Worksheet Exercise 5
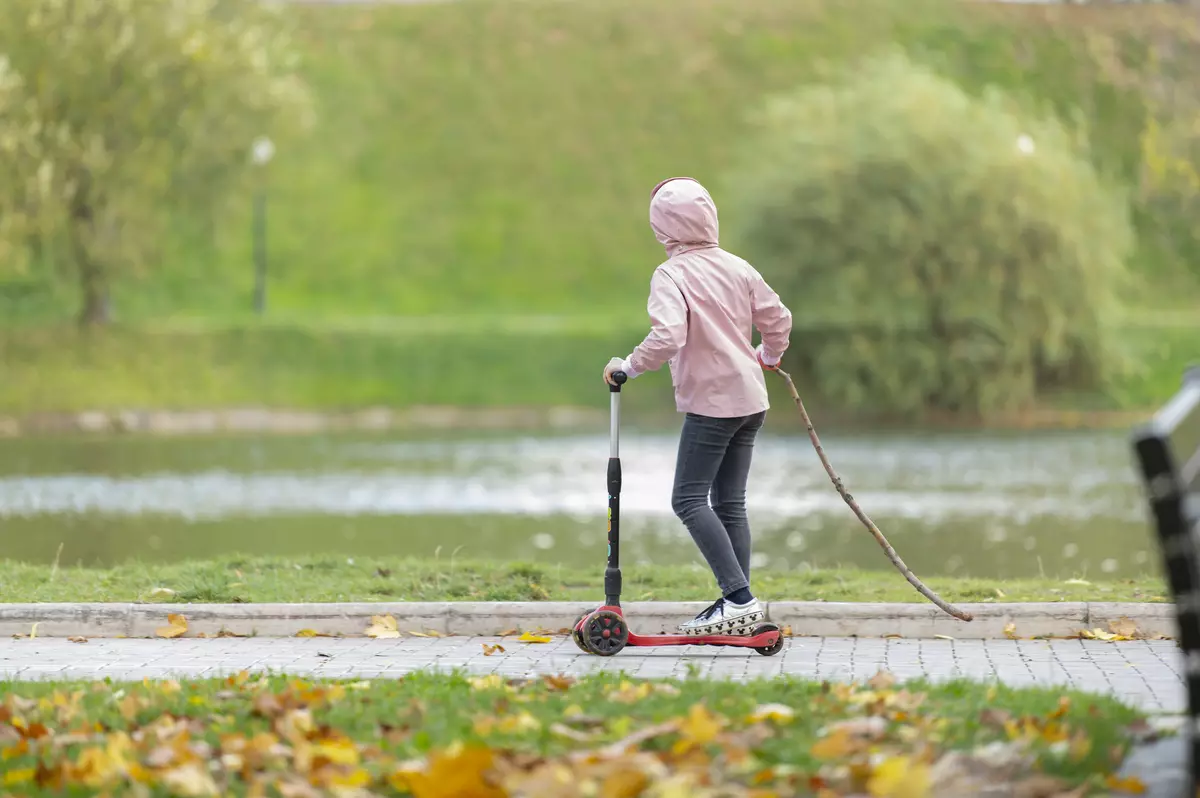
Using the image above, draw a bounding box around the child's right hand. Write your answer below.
[755,344,780,371]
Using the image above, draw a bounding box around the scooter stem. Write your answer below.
[606,371,627,606]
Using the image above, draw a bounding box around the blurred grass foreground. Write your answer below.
[0,0,1196,425]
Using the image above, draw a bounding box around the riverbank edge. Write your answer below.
[0,600,1176,640]
[0,404,1157,438]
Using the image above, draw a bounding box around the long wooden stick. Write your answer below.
[774,368,973,622]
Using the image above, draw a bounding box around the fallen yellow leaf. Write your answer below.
[402,744,506,798]
[160,762,219,796]
[517,632,553,644]
[747,703,795,724]
[365,615,401,639]
[868,755,931,798]
[610,681,654,703]
[294,629,321,638]
[155,614,188,639]
[2,768,34,786]
[474,711,541,736]
[673,703,723,753]
[1104,774,1147,794]
[1003,622,1018,640]
[68,636,88,644]
[482,643,505,656]
[1080,628,1127,642]
[468,675,508,692]
[811,729,858,760]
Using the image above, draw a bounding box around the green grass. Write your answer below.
[0,671,1146,795]
[0,318,1193,418]
[0,0,1195,420]
[0,555,1168,604]
[2,0,1195,325]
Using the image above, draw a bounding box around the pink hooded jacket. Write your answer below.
[621,178,793,418]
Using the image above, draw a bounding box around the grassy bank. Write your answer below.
[2,0,1197,325]
[0,555,1167,604]
[0,672,1147,796]
[0,0,1196,421]
[0,319,1192,418]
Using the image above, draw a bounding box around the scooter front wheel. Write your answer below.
[582,610,628,657]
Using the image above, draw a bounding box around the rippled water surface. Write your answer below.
[0,426,1155,578]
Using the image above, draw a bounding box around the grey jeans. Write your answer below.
[671,410,767,596]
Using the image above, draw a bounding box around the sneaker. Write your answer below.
[678,597,764,637]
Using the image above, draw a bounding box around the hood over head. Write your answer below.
[649,177,719,257]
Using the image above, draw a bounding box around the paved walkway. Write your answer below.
[0,636,1185,713]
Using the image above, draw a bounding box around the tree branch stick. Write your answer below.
[774,368,973,622]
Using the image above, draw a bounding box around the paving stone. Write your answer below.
[0,637,1184,712]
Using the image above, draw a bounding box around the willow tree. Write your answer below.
[0,0,310,325]
[727,52,1133,419]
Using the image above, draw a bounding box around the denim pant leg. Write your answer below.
[710,411,766,585]
[671,413,750,596]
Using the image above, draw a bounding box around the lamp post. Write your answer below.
[251,136,275,316]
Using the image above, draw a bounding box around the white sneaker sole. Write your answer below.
[679,609,765,636]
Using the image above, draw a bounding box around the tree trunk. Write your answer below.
[68,189,111,328]
[78,258,111,327]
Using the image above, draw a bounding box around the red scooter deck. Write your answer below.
[573,605,783,655]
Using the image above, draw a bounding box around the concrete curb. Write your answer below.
[0,601,1179,640]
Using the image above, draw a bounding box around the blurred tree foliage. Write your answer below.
[729,52,1134,419]
[0,0,310,326]
[1083,9,1200,286]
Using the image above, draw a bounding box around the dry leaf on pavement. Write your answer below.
[365,615,401,639]
[155,614,188,639]
[1107,617,1140,639]
[482,644,505,656]
[517,632,553,644]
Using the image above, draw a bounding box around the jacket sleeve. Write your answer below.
[624,268,688,378]
[750,268,792,362]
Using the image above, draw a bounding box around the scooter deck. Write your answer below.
[574,606,782,650]
[627,629,780,648]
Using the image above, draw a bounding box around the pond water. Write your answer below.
[0,426,1156,579]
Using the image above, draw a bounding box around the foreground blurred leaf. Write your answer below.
[397,744,505,798]
[1104,774,1147,794]
[672,704,722,753]
[868,755,931,798]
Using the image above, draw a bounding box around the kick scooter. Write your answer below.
[571,370,785,657]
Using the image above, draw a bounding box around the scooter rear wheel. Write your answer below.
[571,612,590,653]
[752,623,785,657]
[582,610,628,657]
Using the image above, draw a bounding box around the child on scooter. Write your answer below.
[603,177,793,636]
